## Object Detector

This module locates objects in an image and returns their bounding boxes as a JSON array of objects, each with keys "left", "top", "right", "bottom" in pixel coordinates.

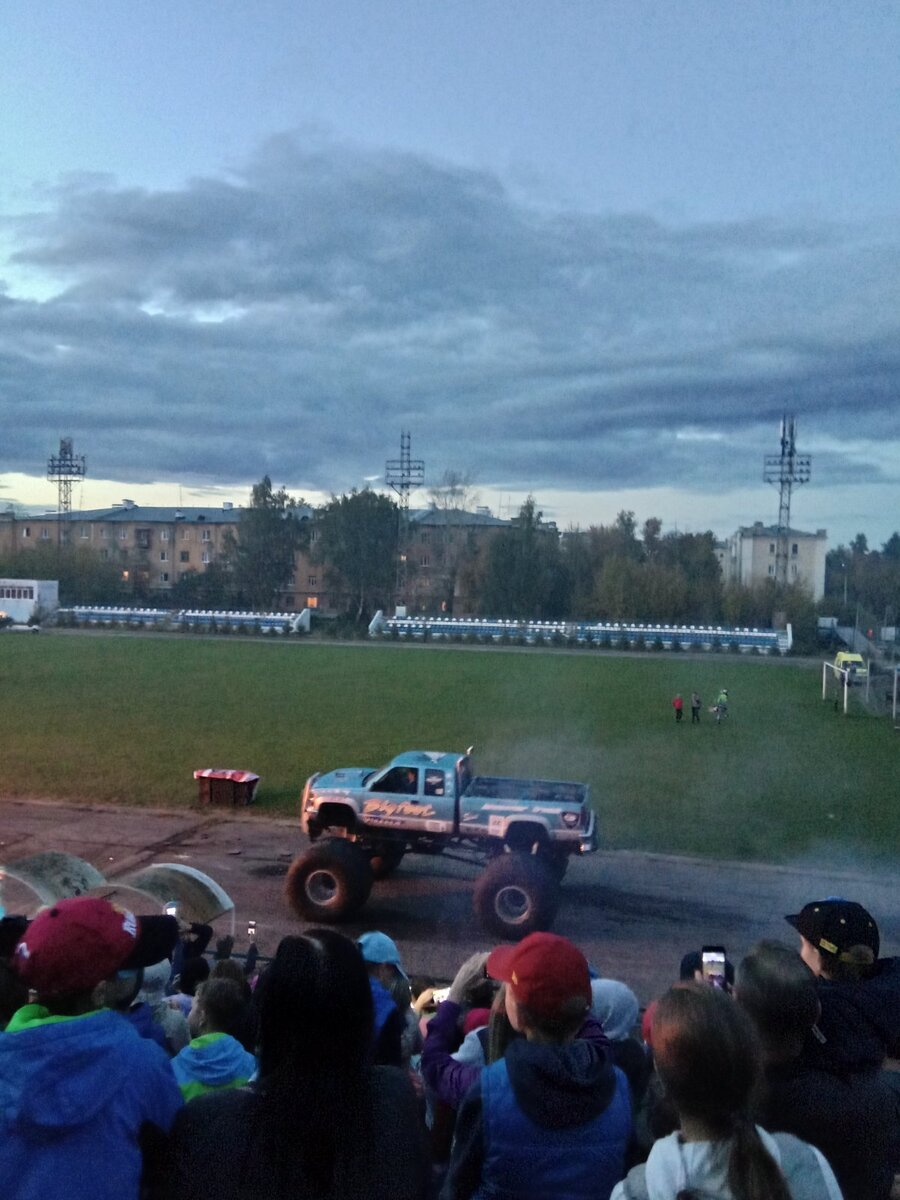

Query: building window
[
  {"left": 160, "top": 529, "right": 169, "bottom": 541},
  {"left": 421, "top": 531, "right": 429, "bottom": 543},
  {"left": 201, "top": 530, "right": 211, "bottom": 542},
  {"left": 307, "top": 596, "right": 318, "bottom": 608},
  {"left": 201, "top": 551, "right": 210, "bottom": 564},
  {"left": 100, "top": 549, "right": 109, "bottom": 561},
  {"left": 769, "top": 543, "right": 775, "bottom": 554},
  {"left": 181, "top": 528, "right": 190, "bottom": 540},
  {"left": 119, "top": 529, "right": 127, "bottom": 540},
  {"left": 310, "top": 528, "right": 320, "bottom": 543},
  {"left": 101, "top": 526, "right": 109, "bottom": 538},
  {"left": 791, "top": 543, "right": 798, "bottom": 556},
  {"left": 791, "top": 563, "right": 798, "bottom": 577},
  {"left": 40, "top": 527, "right": 49, "bottom": 540},
  {"left": 180, "top": 550, "right": 190, "bottom": 563},
  {"left": 284, "top": 595, "right": 295, "bottom": 608},
  {"left": 768, "top": 565, "right": 775, "bottom": 576},
  {"left": 80, "top": 524, "right": 89, "bottom": 539},
  {"left": 22, "top": 526, "right": 30, "bottom": 538},
  {"left": 308, "top": 575, "right": 317, "bottom": 587},
  {"left": 159, "top": 572, "right": 169, "bottom": 583},
  {"left": 420, "top": 555, "right": 430, "bottom": 567},
  {"left": 160, "top": 551, "right": 168, "bottom": 562}
]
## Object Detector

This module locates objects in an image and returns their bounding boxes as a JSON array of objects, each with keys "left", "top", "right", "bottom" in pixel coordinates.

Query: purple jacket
[{"left": 421, "top": 999, "right": 610, "bottom": 1109}]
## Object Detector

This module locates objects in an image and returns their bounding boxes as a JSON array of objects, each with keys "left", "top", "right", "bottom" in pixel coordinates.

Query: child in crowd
[
  {"left": 171, "top": 978, "right": 256, "bottom": 1101},
  {"left": 612, "top": 984, "right": 841, "bottom": 1200},
  {"left": 441, "top": 932, "right": 632, "bottom": 1200}
]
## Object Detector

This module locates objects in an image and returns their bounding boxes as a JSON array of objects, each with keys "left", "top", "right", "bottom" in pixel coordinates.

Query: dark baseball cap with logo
[
  {"left": 13, "top": 897, "right": 179, "bottom": 996},
  {"left": 785, "top": 899, "right": 879, "bottom": 962}
]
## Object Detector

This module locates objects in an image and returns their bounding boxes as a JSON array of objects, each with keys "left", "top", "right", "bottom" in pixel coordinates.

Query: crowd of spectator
[{"left": 0, "top": 892, "right": 898, "bottom": 1199}]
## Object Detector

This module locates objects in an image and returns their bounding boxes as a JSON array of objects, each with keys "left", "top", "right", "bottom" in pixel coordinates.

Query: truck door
[{"left": 363, "top": 765, "right": 454, "bottom": 834}]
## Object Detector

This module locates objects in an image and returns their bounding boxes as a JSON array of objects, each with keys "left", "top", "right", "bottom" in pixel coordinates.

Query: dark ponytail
[{"left": 728, "top": 1111, "right": 792, "bottom": 1200}]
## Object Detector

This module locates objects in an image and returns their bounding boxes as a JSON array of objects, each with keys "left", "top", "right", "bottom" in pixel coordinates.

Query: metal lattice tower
[
  {"left": 385, "top": 431, "right": 424, "bottom": 610},
  {"left": 47, "top": 437, "right": 86, "bottom": 546},
  {"left": 763, "top": 415, "right": 811, "bottom": 587}
]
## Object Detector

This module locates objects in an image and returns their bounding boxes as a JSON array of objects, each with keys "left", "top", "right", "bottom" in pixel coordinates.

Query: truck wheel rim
[
  {"left": 306, "top": 868, "right": 339, "bottom": 906},
  {"left": 494, "top": 884, "right": 531, "bottom": 924}
]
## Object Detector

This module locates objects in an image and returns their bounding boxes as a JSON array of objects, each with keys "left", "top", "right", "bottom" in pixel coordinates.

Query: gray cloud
[{"left": 3, "top": 133, "right": 899, "bottom": 506}]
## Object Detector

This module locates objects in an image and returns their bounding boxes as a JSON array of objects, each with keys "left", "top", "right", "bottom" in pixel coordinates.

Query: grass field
[{"left": 1, "top": 633, "right": 896, "bottom": 864}]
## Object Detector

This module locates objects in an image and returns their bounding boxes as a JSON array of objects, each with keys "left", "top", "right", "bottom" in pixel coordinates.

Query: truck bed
[{"left": 464, "top": 776, "right": 588, "bottom": 805}]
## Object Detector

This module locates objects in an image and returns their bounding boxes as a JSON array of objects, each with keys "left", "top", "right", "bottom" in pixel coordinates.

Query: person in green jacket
[{"left": 171, "top": 978, "right": 256, "bottom": 1101}]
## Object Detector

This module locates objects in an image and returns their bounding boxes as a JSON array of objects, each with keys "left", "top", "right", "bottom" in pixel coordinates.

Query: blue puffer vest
[{"left": 474, "top": 1058, "right": 632, "bottom": 1200}]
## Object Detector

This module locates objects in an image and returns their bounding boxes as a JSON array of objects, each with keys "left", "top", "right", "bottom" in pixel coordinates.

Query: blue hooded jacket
[
  {"left": 0, "top": 1005, "right": 183, "bottom": 1200},
  {"left": 172, "top": 1032, "right": 257, "bottom": 1100}
]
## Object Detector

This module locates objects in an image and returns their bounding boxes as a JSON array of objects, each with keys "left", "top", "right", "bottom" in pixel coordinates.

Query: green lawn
[{"left": 2, "top": 633, "right": 895, "bottom": 863}]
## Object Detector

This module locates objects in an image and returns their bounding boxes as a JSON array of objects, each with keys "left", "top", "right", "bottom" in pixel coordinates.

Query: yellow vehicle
[{"left": 834, "top": 651, "right": 867, "bottom": 683}]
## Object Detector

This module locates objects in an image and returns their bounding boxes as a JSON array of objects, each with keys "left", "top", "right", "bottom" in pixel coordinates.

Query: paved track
[{"left": 2, "top": 797, "right": 897, "bottom": 1004}]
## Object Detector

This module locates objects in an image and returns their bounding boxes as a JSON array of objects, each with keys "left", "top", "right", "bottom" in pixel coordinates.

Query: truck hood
[{"left": 313, "top": 767, "right": 375, "bottom": 790}]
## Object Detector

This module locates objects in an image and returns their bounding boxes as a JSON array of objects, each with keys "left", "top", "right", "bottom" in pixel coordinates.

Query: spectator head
[
  {"left": 12, "top": 898, "right": 178, "bottom": 1015},
  {"left": 734, "top": 940, "right": 819, "bottom": 1061},
  {"left": 211, "top": 955, "right": 247, "bottom": 984},
  {"left": 785, "top": 899, "right": 879, "bottom": 981},
  {"left": 652, "top": 983, "right": 760, "bottom": 1135},
  {"left": 652, "top": 984, "right": 792, "bottom": 1200},
  {"left": 256, "top": 930, "right": 373, "bottom": 1083},
  {"left": 189, "top": 977, "right": 247, "bottom": 1038},
  {"left": 486, "top": 932, "right": 591, "bottom": 1042},
  {"left": 178, "top": 955, "right": 210, "bottom": 996},
  {"left": 138, "top": 958, "right": 173, "bottom": 1008},
  {"left": 590, "top": 978, "right": 640, "bottom": 1041},
  {"left": 357, "top": 930, "right": 409, "bottom": 988}
]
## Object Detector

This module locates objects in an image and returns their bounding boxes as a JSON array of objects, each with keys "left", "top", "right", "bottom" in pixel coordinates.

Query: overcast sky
[{"left": 2, "top": 1, "right": 898, "bottom": 546}]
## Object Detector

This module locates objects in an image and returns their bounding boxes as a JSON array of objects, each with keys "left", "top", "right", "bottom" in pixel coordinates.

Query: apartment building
[
  {"left": 0, "top": 501, "right": 241, "bottom": 594},
  {"left": 719, "top": 522, "right": 828, "bottom": 600}
]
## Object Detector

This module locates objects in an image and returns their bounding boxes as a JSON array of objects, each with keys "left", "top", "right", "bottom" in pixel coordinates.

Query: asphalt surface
[{"left": 1, "top": 796, "right": 897, "bottom": 1004}]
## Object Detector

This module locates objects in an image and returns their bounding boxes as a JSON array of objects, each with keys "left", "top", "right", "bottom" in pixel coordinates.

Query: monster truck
[{"left": 285, "top": 748, "right": 597, "bottom": 939}]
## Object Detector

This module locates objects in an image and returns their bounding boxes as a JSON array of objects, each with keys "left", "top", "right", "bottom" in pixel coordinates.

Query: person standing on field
[
  {"left": 715, "top": 688, "right": 729, "bottom": 724},
  {"left": 672, "top": 694, "right": 684, "bottom": 723},
  {"left": 691, "top": 692, "right": 702, "bottom": 724}
]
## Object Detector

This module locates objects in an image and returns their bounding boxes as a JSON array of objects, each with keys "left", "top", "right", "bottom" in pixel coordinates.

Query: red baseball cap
[
  {"left": 487, "top": 932, "right": 591, "bottom": 1020},
  {"left": 13, "top": 897, "right": 179, "bottom": 997}
]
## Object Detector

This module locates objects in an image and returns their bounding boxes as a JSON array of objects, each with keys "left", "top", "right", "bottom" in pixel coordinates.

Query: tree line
[{"left": 2, "top": 475, "right": 896, "bottom": 652}]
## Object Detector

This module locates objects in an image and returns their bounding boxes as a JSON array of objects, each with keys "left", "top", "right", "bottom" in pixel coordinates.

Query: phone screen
[
  {"left": 701, "top": 946, "right": 726, "bottom": 986},
  {"left": 432, "top": 986, "right": 451, "bottom": 1004}
]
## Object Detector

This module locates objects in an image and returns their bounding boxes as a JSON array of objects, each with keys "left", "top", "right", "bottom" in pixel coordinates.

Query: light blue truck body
[{"left": 302, "top": 749, "right": 597, "bottom": 858}]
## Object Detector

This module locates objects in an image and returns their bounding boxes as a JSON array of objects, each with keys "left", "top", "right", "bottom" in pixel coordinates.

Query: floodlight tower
[
  {"left": 47, "top": 437, "right": 86, "bottom": 547},
  {"left": 763, "top": 415, "right": 811, "bottom": 587},
  {"left": 385, "top": 431, "right": 424, "bottom": 611}
]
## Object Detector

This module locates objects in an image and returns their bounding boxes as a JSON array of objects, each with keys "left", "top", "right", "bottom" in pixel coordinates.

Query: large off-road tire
[
  {"left": 284, "top": 839, "right": 373, "bottom": 923},
  {"left": 473, "top": 852, "right": 560, "bottom": 940},
  {"left": 368, "top": 842, "right": 406, "bottom": 880},
  {"left": 538, "top": 848, "right": 569, "bottom": 882}
]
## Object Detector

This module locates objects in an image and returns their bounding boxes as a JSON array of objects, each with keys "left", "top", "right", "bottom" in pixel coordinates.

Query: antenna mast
[
  {"left": 385, "top": 431, "right": 424, "bottom": 611},
  {"left": 763, "top": 415, "right": 811, "bottom": 586},
  {"left": 47, "top": 437, "right": 86, "bottom": 547}
]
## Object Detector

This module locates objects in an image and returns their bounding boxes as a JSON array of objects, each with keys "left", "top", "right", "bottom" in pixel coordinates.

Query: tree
[
  {"left": 420, "top": 469, "right": 482, "bottom": 614},
  {"left": 428, "top": 469, "right": 479, "bottom": 513},
  {"left": 476, "top": 497, "right": 567, "bottom": 619},
  {"left": 315, "top": 489, "right": 399, "bottom": 622},
  {"left": 228, "top": 476, "right": 306, "bottom": 610},
  {"left": 0, "top": 542, "right": 122, "bottom": 606}
]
